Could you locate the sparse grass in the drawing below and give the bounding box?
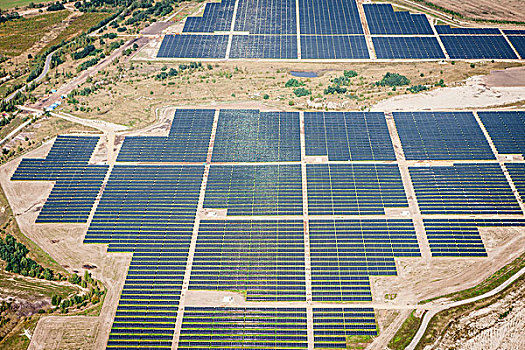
[388,310,422,350]
[0,10,69,56]
[0,313,39,350]
[0,270,78,300]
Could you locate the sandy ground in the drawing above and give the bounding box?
[372,75,525,111]
[484,66,525,87]
[425,0,525,22]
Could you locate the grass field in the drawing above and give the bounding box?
[0,0,48,10]
[0,10,69,56]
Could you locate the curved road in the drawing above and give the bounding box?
[407,266,525,350]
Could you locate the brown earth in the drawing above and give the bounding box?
[425,0,525,22]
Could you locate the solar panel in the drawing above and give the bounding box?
[178,307,308,349]
[373,36,445,59]
[440,35,518,59]
[117,109,215,163]
[310,219,419,302]
[506,35,525,59]
[212,109,301,162]
[313,308,377,348]
[235,0,297,34]
[307,164,408,216]
[504,29,525,35]
[393,112,495,160]
[364,4,433,35]
[11,136,106,223]
[230,35,298,59]
[204,164,303,216]
[300,35,369,59]
[435,25,501,35]
[157,34,228,58]
[506,163,525,203]
[190,220,306,301]
[478,111,525,157]
[410,163,521,215]
[182,0,235,33]
[424,219,525,257]
[304,111,395,161]
[298,0,364,35]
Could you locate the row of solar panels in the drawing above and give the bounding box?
[117,110,525,163]
[157,33,525,60]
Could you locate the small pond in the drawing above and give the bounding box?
[290,71,318,78]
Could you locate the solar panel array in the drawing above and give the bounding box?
[204,165,303,216]
[158,1,525,60]
[157,34,228,59]
[307,164,408,216]
[89,165,203,349]
[478,111,525,157]
[178,307,308,349]
[13,107,525,349]
[506,163,525,202]
[424,219,525,257]
[304,112,396,161]
[298,0,363,35]
[182,0,235,33]
[313,308,377,348]
[372,36,445,59]
[190,220,306,301]
[393,112,495,160]
[364,4,433,35]
[11,136,107,223]
[310,219,420,302]
[117,109,215,163]
[410,163,521,215]
[212,110,301,162]
[439,35,518,59]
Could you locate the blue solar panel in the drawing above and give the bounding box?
[435,25,501,35]
[230,35,298,59]
[364,4,433,35]
[506,163,525,203]
[503,29,525,35]
[440,35,518,59]
[506,35,525,58]
[298,0,363,34]
[182,0,235,33]
[117,109,215,163]
[410,163,521,215]
[235,0,296,34]
[373,36,445,59]
[304,112,395,161]
[300,35,369,59]
[424,219,525,257]
[157,34,228,58]
[393,112,495,160]
[478,111,525,157]
[190,220,306,301]
[310,219,419,302]
[212,109,301,162]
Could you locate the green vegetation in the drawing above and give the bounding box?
[324,85,347,95]
[375,72,410,87]
[0,0,47,9]
[0,10,69,56]
[0,234,61,280]
[408,84,428,93]
[71,44,96,60]
[293,87,311,97]
[285,78,305,88]
[388,311,422,350]
[47,1,65,11]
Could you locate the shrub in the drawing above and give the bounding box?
[293,88,311,97]
[285,78,304,88]
[375,72,410,87]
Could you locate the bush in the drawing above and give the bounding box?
[293,87,311,97]
[72,45,96,60]
[47,2,65,11]
[263,94,269,100]
[285,78,304,88]
[375,72,410,87]
[344,70,358,78]
[408,85,428,93]
[324,85,347,95]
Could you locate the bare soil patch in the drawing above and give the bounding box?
[424,0,525,23]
